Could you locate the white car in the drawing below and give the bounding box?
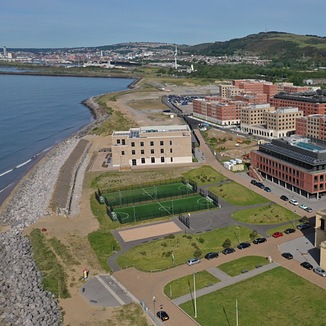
[187,258,201,266]
[313,267,326,277]
[299,204,308,210]
[289,199,299,206]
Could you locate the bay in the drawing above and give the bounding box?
[0,73,133,200]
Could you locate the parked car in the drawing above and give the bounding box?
[305,207,313,213]
[313,267,326,277]
[284,228,296,234]
[280,195,289,201]
[253,237,267,244]
[299,204,308,210]
[256,182,265,189]
[300,261,313,270]
[264,187,271,192]
[237,242,251,250]
[282,252,293,260]
[251,180,257,185]
[157,311,169,321]
[222,248,235,255]
[205,252,219,260]
[297,223,310,230]
[187,258,201,266]
[289,199,299,206]
[272,232,283,238]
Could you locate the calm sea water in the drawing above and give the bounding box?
[0,73,133,201]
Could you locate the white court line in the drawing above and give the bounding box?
[96,276,125,305]
[141,187,154,199]
[142,187,171,214]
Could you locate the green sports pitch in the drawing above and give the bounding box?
[112,194,216,224]
[103,182,195,207]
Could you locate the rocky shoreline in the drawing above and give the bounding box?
[0,95,108,326]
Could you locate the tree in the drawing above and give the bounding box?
[222,239,231,249]
[250,230,258,241]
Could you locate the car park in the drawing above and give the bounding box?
[299,204,308,210]
[187,258,200,266]
[222,248,235,255]
[264,187,271,192]
[297,223,310,230]
[280,195,289,201]
[289,199,299,206]
[313,267,326,277]
[205,252,219,260]
[284,228,296,234]
[157,310,169,321]
[272,232,283,238]
[300,261,313,270]
[282,252,293,260]
[253,237,267,244]
[237,242,251,249]
[305,207,313,213]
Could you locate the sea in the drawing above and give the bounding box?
[0,69,133,204]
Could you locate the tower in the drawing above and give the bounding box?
[174,46,178,70]
[3,46,7,57]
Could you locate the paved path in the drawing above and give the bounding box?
[173,262,278,305]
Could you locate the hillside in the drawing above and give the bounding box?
[182,31,326,62]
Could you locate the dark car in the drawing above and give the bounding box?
[284,228,296,234]
[237,242,251,250]
[264,187,271,192]
[205,252,219,260]
[300,261,313,270]
[256,182,265,189]
[251,180,257,185]
[280,195,289,201]
[282,252,293,260]
[222,248,235,255]
[297,223,310,230]
[157,310,169,321]
[253,237,267,244]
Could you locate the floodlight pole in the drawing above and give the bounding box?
[193,270,197,318]
[172,200,174,215]
[236,299,239,326]
[152,296,156,316]
[133,206,136,222]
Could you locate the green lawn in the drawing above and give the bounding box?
[218,256,269,277]
[180,267,326,326]
[164,271,220,299]
[183,165,227,186]
[116,225,254,271]
[232,203,300,224]
[208,182,269,205]
[267,223,298,236]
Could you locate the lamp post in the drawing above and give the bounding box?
[152,296,156,317]
[193,270,197,318]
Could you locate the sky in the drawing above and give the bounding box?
[2,0,326,48]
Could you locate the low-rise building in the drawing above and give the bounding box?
[315,209,326,270]
[111,125,192,168]
[296,114,326,140]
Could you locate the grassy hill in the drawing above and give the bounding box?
[182,31,326,62]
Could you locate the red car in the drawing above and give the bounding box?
[272,232,283,238]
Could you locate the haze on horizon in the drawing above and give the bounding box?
[2,0,326,49]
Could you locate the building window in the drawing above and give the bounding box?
[170,148,173,153]
[160,148,164,153]
[160,140,164,146]
[170,140,172,145]
[121,151,125,155]
[150,141,154,146]
[132,150,136,155]
[132,159,137,166]
[321,218,325,231]
[131,142,135,147]
[161,157,165,163]
[141,149,145,154]
[122,139,126,145]
[151,157,155,163]
[140,142,144,147]
[151,149,155,154]
[141,158,145,164]
[170,157,173,162]
[117,139,121,144]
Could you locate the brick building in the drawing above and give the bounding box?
[250,136,326,198]
[315,209,326,270]
[296,114,326,140]
[111,125,192,168]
